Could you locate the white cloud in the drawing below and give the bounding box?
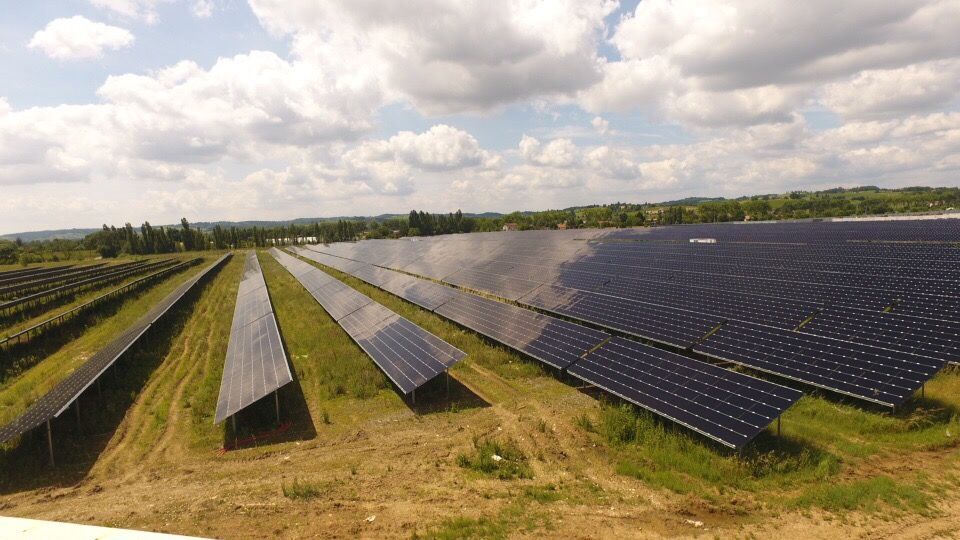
[581,0,960,127]
[192,0,214,18]
[89,0,167,24]
[591,116,609,135]
[519,135,579,167]
[820,59,960,119]
[249,0,617,114]
[28,16,134,60]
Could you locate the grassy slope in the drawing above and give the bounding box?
[0,255,217,428]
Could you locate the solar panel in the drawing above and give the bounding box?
[214,253,292,424]
[521,284,723,349]
[435,290,610,370]
[0,253,232,445]
[570,337,802,448]
[339,303,466,394]
[443,267,544,301]
[800,307,960,364]
[270,248,466,395]
[694,321,943,407]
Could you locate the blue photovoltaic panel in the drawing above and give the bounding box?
[339,303,466,394]
[570,337,802,449]
[694,321,943,407]
[0,254,231,444]
[215,252,293,424]
[522,284,722,349]
[434,290,610,370]
[271,248,467,394]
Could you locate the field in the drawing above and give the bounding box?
[0,249,959,538]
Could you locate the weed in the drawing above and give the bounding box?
[457,436,533,480]
[574,413,595,433]
[281,477,324,500]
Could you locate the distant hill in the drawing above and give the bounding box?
[2,212,509,242]
[0,228,99,242]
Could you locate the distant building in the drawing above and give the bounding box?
[557,222,568,230]
[502,223,519,231]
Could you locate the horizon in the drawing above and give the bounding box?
[2,1,958,233]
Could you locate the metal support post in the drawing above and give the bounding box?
[46,420,55,467]
[274,390,280,423]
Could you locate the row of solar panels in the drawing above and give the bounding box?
[0,254,231,445]
[214,253,292,424]
[0,263,97,288]
[598,218,960,244]
[270,249,466,396]
[311,233,949,408]
[293,246,801,449]
[0,258,181,314]
[0,260,151,299]
[317,230,960,358]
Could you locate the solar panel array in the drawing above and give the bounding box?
[270,248,465,395]
[214,253,292,424]
[0,258,180,314]
[0,254,231,445]
[308,218,956,409]
[297,246,801,448]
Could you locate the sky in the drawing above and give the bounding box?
[0,0,958,234]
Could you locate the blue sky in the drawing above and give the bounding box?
[0,0,957,233]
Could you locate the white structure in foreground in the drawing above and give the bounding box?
[0,516,208,539]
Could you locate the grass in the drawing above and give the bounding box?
[457,436,533,480]
[259,251,388,402]
[0,255,219,430]
[576,383,960,512]
[414,500,552,540]
[281,477,324,500]
[790,476,931,513]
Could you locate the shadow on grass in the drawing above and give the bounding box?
[0,269,222,494]
[220,367,318,450]
[405,373,490,415]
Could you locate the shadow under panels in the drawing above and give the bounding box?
[214,252,292,424]
[271,249,465,395]
[0,254,231,445]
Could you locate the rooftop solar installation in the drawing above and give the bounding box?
[270,248,466,395]
[571,337,802,448]
[214,253,292,424]
[0,253,231,445]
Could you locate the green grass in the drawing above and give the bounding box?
[576,382,960,512]
[790,476,931,513]
[281,477,325,500]
[457,436,533,480]
[0,256,219,430]
[259,251,388,401]
[414,500,552,540]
